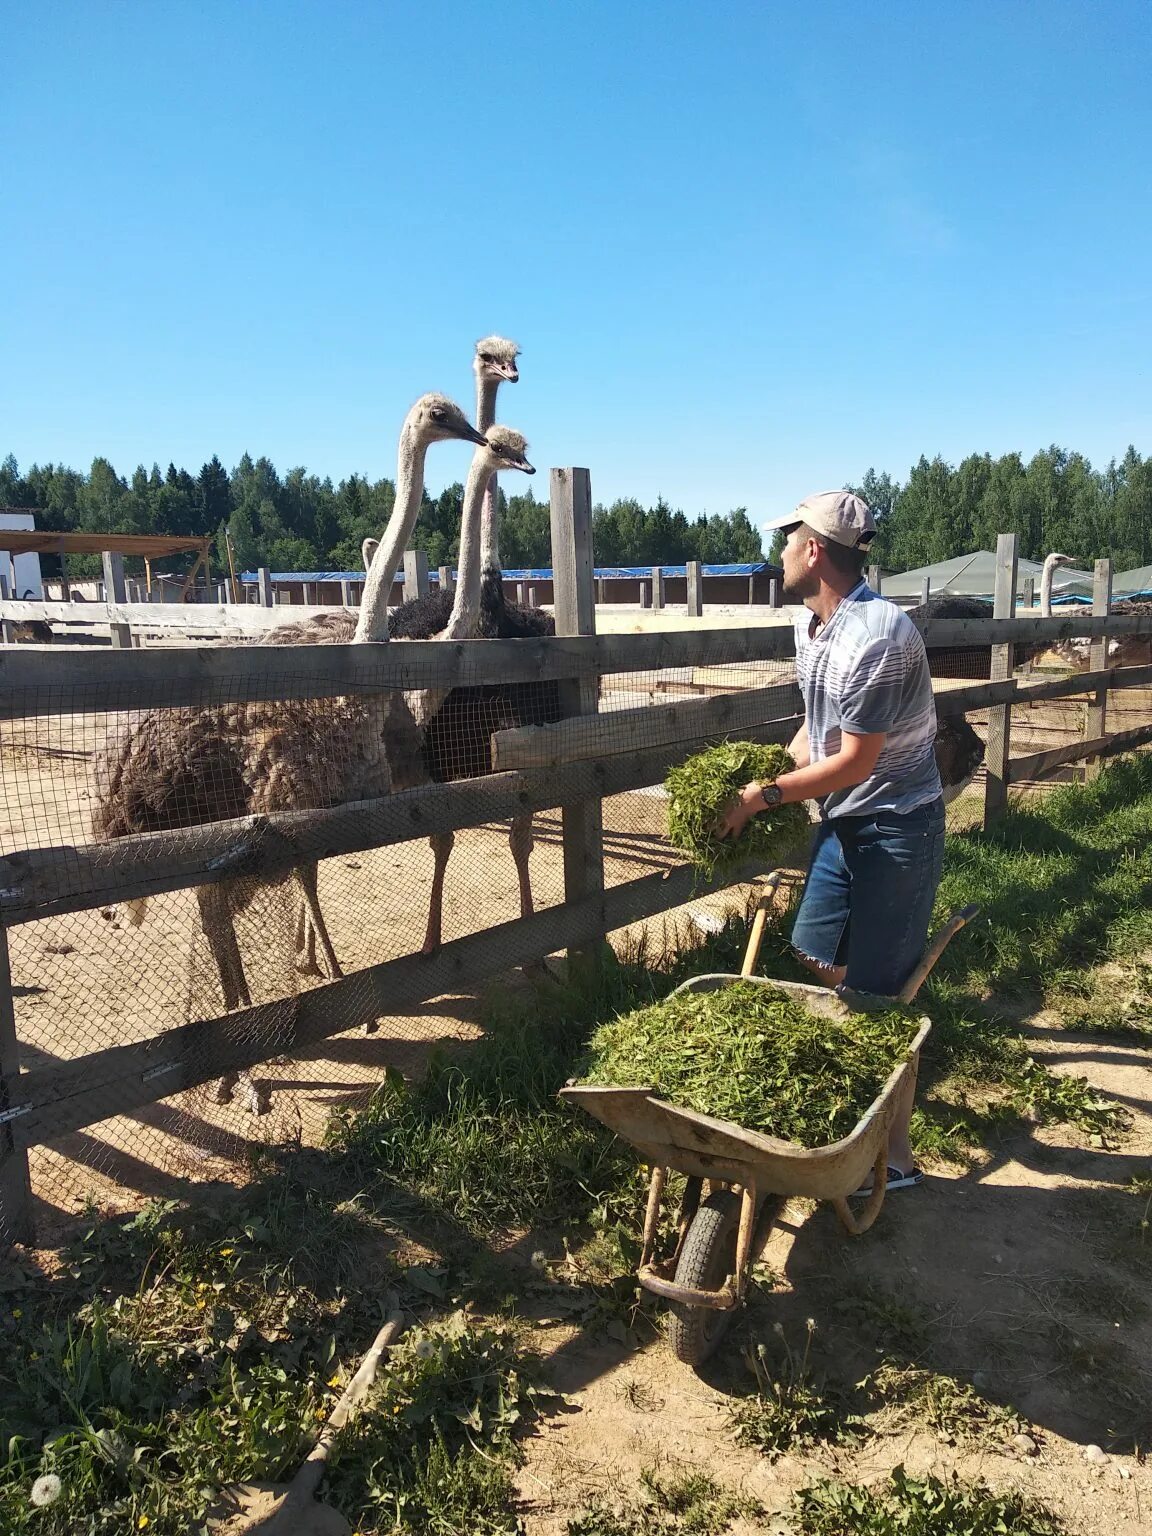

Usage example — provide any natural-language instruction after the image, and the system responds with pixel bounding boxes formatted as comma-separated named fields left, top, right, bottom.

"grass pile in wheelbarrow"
left=580, top=982, right=918, bottom=1148
left=665, top=741, right=810, bottom=877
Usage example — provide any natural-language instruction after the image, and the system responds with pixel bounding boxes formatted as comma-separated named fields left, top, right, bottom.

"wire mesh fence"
left=0, top=606, right=1147, bottom=1250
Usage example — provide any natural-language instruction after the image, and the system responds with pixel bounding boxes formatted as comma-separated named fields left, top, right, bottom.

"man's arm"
left=788, top=721, right=811, bottom=770
left=716, top=728, right=885, bottom=838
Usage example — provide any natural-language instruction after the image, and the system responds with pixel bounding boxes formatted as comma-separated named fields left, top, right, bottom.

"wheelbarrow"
left=561, top=874, right=979, bottom=1366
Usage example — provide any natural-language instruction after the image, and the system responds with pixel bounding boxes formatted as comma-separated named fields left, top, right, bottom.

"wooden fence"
left=1, top=503, right=1150, bottom=1247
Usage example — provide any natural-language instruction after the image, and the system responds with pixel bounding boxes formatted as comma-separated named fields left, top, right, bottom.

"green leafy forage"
left=665, top=741, right=809, bottom=876
left=580, top=982, right=917, bottom=1148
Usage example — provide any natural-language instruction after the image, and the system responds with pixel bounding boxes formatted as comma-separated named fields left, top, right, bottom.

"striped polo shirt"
left=793, top=580, right=941, bottom=818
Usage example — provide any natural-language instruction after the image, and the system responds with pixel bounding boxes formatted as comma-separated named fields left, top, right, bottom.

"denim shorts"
left=789, top=797, right=945, bottom=997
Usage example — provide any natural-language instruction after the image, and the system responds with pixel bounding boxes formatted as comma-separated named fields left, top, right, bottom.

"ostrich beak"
left=460, top=422, right=488, bottom=446
left=519, top=460, right=536, bottom=475
left=496, top=364, right=520, bottom=383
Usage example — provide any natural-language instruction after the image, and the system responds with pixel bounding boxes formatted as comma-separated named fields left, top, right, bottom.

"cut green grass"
left=581, top=982, right=918, bottom=1146
left=864, top=1362, right=1022, bottom=1444
left=665, top=740, right=808, bottom=877
left=568, top=1469, right=763, bottom=1535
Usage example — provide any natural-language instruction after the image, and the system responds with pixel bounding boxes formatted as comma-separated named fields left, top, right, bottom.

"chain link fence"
left=0, top=604, right=1136, bottom=1249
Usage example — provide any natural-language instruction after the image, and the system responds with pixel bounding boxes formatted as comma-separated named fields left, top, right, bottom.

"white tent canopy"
left=1115, top=564, right=1152, bottom=596
left=880, top=550, right=1095, bottom=602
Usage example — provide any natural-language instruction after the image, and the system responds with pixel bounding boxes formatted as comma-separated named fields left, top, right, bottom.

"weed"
left=730, top=1321, right=866, bottom=1459
left=792, top=1464, right=1063, bottom=1535
left=569, top=1468, right=762, bottom=1535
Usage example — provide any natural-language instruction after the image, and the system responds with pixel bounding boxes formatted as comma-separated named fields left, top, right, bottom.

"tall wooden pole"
left=983, top=532, right=1019, bottom=825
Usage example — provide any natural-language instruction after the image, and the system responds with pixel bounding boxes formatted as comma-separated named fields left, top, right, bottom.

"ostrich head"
left=474, top=335, right=521, bottom=385
left=1039, top=551, right=1076, bottom=618
left=407, top=392, right=487, bottom=447
left=482, top=425, right=535, bottom=477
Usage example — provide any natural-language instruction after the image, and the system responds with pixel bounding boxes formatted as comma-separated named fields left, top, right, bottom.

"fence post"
left=686, top=560, right=703, bottom=617
left=101, top=551, right=132, bottom=648
left=437, top=564, right=454, bottom=597
left=0, top=575, right=12, bottom=645
left=1085, top=558, right=1113, bottom=781
left=651, top=566, right=664, bottom=610
left=403, top=549, right=429, bottom=601
left=340, top=579, right=353, bottom=607
left=920, top=576, right=931, bottom=606
left=0, top=927, right=34, bottom=1249
left=769, top=577, right=782, bottom=608
left=550, top=468, right=605, bottom=967
left=868, top=564, right=882, bottom=594
left=639, top=580, right=651, bottom=610
left=257, top=567, right=274, bottom=608
left=1021, top=575, right=1035, bottom=610
left=983, top=532, right=1019, bottom=826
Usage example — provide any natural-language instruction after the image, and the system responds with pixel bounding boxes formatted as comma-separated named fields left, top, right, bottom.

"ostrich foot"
left=214, top=1073, right=239, bottom=1105
left=240, top=1076, right=272, bottom=1116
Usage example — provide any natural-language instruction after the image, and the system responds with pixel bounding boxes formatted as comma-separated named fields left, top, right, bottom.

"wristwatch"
left=759, top=783, right=783, bottom=810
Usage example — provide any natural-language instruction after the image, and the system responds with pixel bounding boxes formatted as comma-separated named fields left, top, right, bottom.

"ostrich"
left=93, top=394, right=487, bottom=1113
left=373, top=336, right=562, bottom=954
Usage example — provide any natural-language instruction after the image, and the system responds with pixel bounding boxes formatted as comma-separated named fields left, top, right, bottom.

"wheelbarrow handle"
left=740, top=871, right=787, bottom=978
left=897, top=903, right=981, bottom=1004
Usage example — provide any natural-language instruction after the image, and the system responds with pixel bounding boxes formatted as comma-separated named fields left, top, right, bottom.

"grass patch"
left=581, top=981, right=918, bottom=1146
left=792, top=1465, right=1063, bottom=1535
left=665, top=740, right=808, bottom=876
left=864, top=1362, right=1021, bottom=1444
left=730, top=1323, right=867, bottom=1458
left=569, top=1469, right=762, bottom=1535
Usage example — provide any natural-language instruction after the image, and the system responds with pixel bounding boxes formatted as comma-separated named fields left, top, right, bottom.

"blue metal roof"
left=240, top=561, right=778, bottom=585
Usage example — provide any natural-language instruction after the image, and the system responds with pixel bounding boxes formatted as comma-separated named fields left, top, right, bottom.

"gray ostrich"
left=93, top=394, right=486, bottom=1112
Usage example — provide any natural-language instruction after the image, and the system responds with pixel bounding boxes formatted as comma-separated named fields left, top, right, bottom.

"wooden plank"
left=403, top=549, right=429, bottom=600
left=983, top=534, right=1018, bottom=824
left=101, top=553, right=133, bottom=650
left=0, top=713, right=801, bottom=924
left=0, top=625, right=800, bottom=717
left=492, top=681, right=802, bottom=770
left=933, top=663, right=1152, bottom=716
left=1007, top=721, right=1152, bottom=785
left=1085, top=559, right=1112, bottom=781
left=686, top=561, right=702, bottom=617
left=0, top=926, right=34, bottom=1245
left=551, top=467, right=604, bottom=966
left=7, top=850, right=775, bottom=1151
left=911, top=611, right=1152, bottom=645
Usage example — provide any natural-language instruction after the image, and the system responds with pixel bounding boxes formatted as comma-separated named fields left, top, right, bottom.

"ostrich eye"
left=430, top=407, right=446, bottom=421
left=480, top=352, right=494, bottom=364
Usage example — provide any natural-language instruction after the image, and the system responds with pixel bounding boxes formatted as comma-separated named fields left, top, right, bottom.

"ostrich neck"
left=1040, top=558, right=1055, bottom=619
left=355, top=425, right=428, bottom=642
left=476, top=372, right=502, bottom=575
left=441, top=449, right=495, bottom=641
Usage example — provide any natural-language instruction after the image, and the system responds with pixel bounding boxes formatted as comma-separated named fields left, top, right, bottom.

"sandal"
left=853, top=1165, right=924, bottom=1197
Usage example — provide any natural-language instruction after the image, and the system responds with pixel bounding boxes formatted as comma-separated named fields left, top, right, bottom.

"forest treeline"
left=0, top=453, right=762, bottom=578
left=3, top=441, right=1149, bottom=581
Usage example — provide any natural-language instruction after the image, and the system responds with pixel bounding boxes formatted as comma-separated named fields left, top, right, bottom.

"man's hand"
left=714, top=781, right=766, bottom=841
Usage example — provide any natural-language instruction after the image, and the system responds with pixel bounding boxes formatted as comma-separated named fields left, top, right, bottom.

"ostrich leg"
left=421, top=831, right=455, bottom=954
left=509, top=813, right=535, bottom=917
left=196, top=883, right=270, bottom=1117
left=294, top=864, right=343, bottom=980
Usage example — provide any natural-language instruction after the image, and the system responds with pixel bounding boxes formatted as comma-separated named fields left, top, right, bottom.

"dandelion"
left=12, top=1308, right=22, bottom=1319
left=772, top=1321, right=785, bottom=1338
left=137, top=1518, right=150, bottom=1530
left=414, top=1337, right=436, bottom=1361
left=219, top=1247, right=234, bottom=1257
left=806, top=1317, right=817, bottom=1332
left=327, top=1374, right=343, bottom=1389
left=530, top=1250, right=548, bottom=1272
left=30, top=1474, right=62, bottom=1507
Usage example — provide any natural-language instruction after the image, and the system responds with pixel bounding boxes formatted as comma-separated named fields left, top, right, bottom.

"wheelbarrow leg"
left=740, top=871, right=786, bottom=978
left=831, top=1142, right=889, bottom=1236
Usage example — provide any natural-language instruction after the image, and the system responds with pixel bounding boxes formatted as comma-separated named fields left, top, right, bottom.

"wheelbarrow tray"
left=560, top=973, right=931, bottom=1205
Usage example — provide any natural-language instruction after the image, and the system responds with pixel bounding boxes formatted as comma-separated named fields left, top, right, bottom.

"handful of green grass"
left=665, top=741, right=809, bottom=876
left=580, top=982, right=917, bottom=1148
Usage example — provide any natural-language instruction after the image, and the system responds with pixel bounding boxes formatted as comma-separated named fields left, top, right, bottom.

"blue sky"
left=3, top=1, right=1150, bottom=529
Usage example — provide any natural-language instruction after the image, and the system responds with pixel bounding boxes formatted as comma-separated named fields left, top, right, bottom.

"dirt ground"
left=516, top=1014, right=1152, bottom=1533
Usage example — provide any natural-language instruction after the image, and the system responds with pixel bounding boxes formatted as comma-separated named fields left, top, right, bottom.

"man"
left=717, top=490, right=944, bottom=1192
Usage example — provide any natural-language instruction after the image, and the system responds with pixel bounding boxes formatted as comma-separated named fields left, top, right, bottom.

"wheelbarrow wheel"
left=667, top=1190, right=741, bottom=1368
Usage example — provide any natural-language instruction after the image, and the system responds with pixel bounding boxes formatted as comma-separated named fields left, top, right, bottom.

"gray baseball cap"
left=765, top=489, right=876, bottom=548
